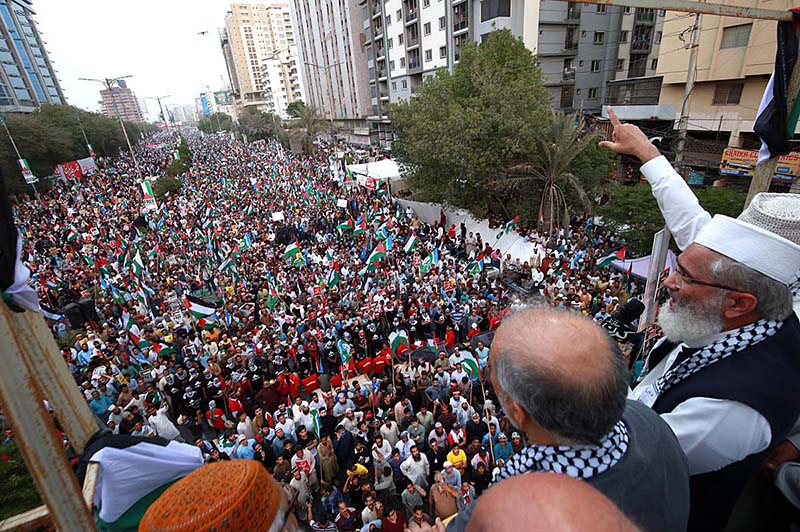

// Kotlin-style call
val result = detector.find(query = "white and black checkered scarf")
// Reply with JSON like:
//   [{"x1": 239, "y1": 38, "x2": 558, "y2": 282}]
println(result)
[
  {"x1": 655, "y1": 318, "x2": 782, "y2": 396},
  {"x1": 493, "y1": 420, "x2": 629, "y2": 482}
]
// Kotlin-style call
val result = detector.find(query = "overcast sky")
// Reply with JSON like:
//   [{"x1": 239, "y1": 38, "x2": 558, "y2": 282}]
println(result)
[{"x1": 36, "y1": 0, "x2": 233, "y2": 117}]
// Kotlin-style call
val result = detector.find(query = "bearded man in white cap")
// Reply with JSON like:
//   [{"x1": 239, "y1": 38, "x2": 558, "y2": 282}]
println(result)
[{"x1": 601, "y1": 107, "x2": 800, "y2": 532}]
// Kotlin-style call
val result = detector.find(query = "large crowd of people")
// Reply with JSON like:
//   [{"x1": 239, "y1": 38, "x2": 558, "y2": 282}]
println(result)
[
  {"x1": 13, "y1": 128, "x2": 641, "y2": 528},
  {"x1": 9, "y1": 111, "x2": 800, "y2": 532}
]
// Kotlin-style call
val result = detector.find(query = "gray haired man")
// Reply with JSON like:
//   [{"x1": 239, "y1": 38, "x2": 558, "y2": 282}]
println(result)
[{"x1": 447, "y1": 307, "x2": 690, "y2": 532}]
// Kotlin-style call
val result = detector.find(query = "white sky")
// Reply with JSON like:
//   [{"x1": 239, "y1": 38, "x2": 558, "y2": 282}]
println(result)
[{"x1": 35, "y1": 0, "x2": 233, "y2": 117}]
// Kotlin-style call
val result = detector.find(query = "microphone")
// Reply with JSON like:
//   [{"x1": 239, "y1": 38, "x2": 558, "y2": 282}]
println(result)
[{"x1": 601, "y1": 299, "x2": 644, "y2": 343}]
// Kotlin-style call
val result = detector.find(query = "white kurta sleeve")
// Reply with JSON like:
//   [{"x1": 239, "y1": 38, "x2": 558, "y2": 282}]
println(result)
[
  {"x1": 660, "y1": 397, "x2": 772, "y2": 475},
  {"x1": 639, "y1": 155, "x2": 713, "y2": 251}
]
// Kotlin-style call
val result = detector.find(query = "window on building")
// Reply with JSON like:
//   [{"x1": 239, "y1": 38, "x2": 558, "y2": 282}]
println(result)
[
  {"x1": 425, "y1": 49, "x2": 432, "y2": 61},
  {"x1": 588, "y1": 87, "x2": 598, "y2": 99},
  {"x1": 439, "y1": 16, "x2": 446, "y2": 30},
  {"x1": 619, "y1": 30, "x2": 628, "y2": 43},
  {"x1": 399, "y1": 33, "x2": 404, "y2": 45},
  {"x1": 594, "y1": 31, "x2": 604, "y2": 44},
  {"x1": 651, "y1": 58, "x2": 658, "y2": 70},
  {"x1": 616, "y1": 58, "x2": 625, "y2": 71},
  {"x1": 581, "y1": 30, "x2": 587, "y2": 37},
  {"x1": 402, "y1": 80, "x2": 408, "y2": 89},
  {"x1": 713, "y1": 82, "x2": 744, "y2": 105},
  {"x1": 390, "y1": 60, "x2": 395, "y2": 70},
  {"x1": 400, "y1": 57, "x2": 406, "y2": 67},
  {"x1": 424, "y1": 22, "x2": 431, "y2": 35},
  {"x1": 392, "y1": 81, "x2": 397, "y2": 91},
  {"x1": 591, "y1": 59, "x2": 601, "y2": 72},
  {"x1": 655, "y1": 31, "x2": 662, "y2": 44},
  {"x1": 659, "y1": 9, "x2": 666, "y2": 16},
  {"x1": 578, "y1": 60, "x2": 584, "y2": 67},
  {"x1": 440, "y1": 45, "x2": 447, "y2": 58},
  {"x1": 388, "y1": 38, "x2": 393, "y2": 49},
  {"x1": 596, "y1": 4, "x2": 606, "y2": 13},
  {"x1": 386, "y1": 14, "x2": 391, "y2": 25},
  {"x1": 423, "y1": 0, "x2": 430, "y2": 7},
  {"x1": 480, "y1": 0, "x2": 511, "y2": 22},
  {"x1": 721, "y1": 24, "x2": 752, "y2": 49},
  {"x1": 481, "y1": 32, "x2": 491, "y2": 43},
  {"x1": 623, "y1": 6, "x2": 631, "y2": 13},
  {"x1": 397, "y1": 9, "x2": 402, "y2": 21}
]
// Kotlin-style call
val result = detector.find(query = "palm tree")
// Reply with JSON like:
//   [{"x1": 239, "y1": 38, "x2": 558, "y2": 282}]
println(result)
[
  {"x1": 289, "y1": 104, "x2": 323, "y2": 155},
  {"x1": 494, "y1": 110, "x2": 596, "y2": 233},
  {"x1": 238, "y1": 108, "x2": 271, "y2": 139}
]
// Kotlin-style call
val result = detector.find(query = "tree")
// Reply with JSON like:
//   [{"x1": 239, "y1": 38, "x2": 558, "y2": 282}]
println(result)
[
  {"x1": 238, "y1": 107, "x2": 281, "y2": 141},
  {"x1": 197, "y1": 112, "x2": 234, "y2": 133},
  {"x1": 286, "y1": 100, "x2": 306, "y2": 118},
  {"x1": 289, "y1": 104, "x2": 323, "y2": 155},
  {"x1": 153, "y1": 176, "x2": 182, "y2": 198},
  {"x1": 0, "y1": 104, "x2": 156, "y2": 195},
  {"x1": 390, "y1": 29, "x2": 551, "y2": 213},
  {"x1": 491, "y1": 111, "x2": 610, "y2": 231},
  {"x1": 596, "y1": 183, "x2": 747, "y2": 256}
]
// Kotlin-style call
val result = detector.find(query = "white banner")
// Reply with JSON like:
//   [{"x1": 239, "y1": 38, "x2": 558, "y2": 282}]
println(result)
[
  {"x1": 336, "y1": 198, "x2": 348, "y2": 208},
  {"x1": 271, "y1": 211, "x2": 285, "y2": 221},
  {"x1": 77, "y1": 157, "x2": 98, "y2": 175}
]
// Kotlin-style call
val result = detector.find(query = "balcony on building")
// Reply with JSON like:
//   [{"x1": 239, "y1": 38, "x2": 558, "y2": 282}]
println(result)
[
  {"x1": 407, "y1": 49, "x2": 422, "y2": 73},
  {"x1": 634, "y1": 8, "x2": 656, "y2": 25},
  {"x1": 406, "y1": 26, "x2": 420, "y2": 49},
  {"x1": 539, "y1": 1, "x2": 580, "y2": 24},
  {"x1": 603, "y1": 76, "x2": 675, "y2": 121},
  {"x1": 404, "y1": 0, "x2": 418, "y2": 24},
  {"x1": 453, "y1": 3, "x2": 468, "y2": 33},
  {"x1": 372, "y1": 1, "x2": 382, "y2": 18},
  {"x1": 630, "y1": 29, "x2": 652, "y2": 54}
]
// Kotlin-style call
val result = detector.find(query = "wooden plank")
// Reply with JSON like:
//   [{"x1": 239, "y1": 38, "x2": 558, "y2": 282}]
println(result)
[
  {"x1": 13, "y1": 308, "x2": 98, "y2": 454},
  {"x1": 0, "y1": 506, "x2": 50, "y2": 532},
  {"x1": 0, "y1": 303, "x2": 98, "y2": 532},
  {"x1": 82, "y1": 463, "x2": 100, "y2": 510}
]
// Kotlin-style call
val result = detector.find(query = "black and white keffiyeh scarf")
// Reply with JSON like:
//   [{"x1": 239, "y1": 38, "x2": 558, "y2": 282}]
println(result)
[
  {"x1": 654, "y1": 318, "x2": 782, "y2": 396},
  {"x1": 493, "y1": 420, "x2": 629, "y2": 483}
]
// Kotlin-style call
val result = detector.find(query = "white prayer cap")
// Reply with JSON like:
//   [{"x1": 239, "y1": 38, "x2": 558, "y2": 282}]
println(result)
[
  {"x1": 694, "y1": 215, "x2": 800, "y2": 286},
  {"x1": 738, "y1": 193, "x2": 800, "y2": 246}
]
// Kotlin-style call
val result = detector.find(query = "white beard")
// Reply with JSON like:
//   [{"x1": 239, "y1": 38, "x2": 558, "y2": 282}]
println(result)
[{"x1": 657, "y1": 291, "x2": 726, "y2": 343}]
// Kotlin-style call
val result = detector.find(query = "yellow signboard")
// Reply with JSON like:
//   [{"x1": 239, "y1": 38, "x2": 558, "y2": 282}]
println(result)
[{"x1": 720, "y1": 148, "x2": 800, "y2": 182}]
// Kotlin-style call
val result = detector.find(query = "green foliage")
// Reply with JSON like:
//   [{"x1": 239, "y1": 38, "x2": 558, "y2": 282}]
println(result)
[
  {"x1": 197, "y1": 112, "x2": 234, "y2": 133},
  {"x1": 597, "y1": 184, "x2": 747, "y2": 255},
  {"x1": 288, "y1": 104, "x2": 324, "y2": 155},
  {"x1": 0, "y1": 104, "x2": 155, "y2": 196},
  {"x1": 154, "y1": 176, "x2": 182, "y2": 198},
  {"x1": 55, "y1": 327, "x2": 85, "y2": 350},
  {"x1": 286, "y1": 100, "x2": 306, "y2": 118},
  {"x1": 165, "y1": 137, "x2": 191, "y2": 177},
  {"x1": 0, "y1": 441, "x2": 42, "y2": 520},
  {"x1": 238, "y1": 107, "x2": 282, "y2": 141},
  {"x1": 390, "y1": 29, "x2": 551, "y2": 211}
]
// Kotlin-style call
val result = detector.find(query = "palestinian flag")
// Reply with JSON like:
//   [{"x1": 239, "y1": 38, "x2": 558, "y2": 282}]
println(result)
[
  {"x1": 152, "y1": 342, "x2": 176, "y2": 357},
  {"x1": 353, "y1": 216, "x2": 367, "y2": 236},
  {"x1": 198, "y1": 316, "x2": 218, "y2": 331},
  {"x1": 326, "y1": 269, "x2": 340, "y2": 288},
  {"x1": 66, "y1": 228, "x2": 80, "y2": 242},
  {"x1": 284, "y1": 240, "x2": 300, "y2": 260},
  {"x1": 403, "y1": 234, "x2": 418, "y2": 254},
  {"x1": 336, "y1": 219, "x2": 354, "y2": 233},
  {"x1": 366, "y1": 241, "x2": 386, "y2": 265},
  {"x1": 467, "y1": 254, "x2": 485, "y2": 275},
  {"x1": 496, "y1": 215, "x2": 520, "y2": 240},
  {"x1": 75, "y1": 433, "x2": 203, "y2": 528},
  {"x1": 186, "y1": 295, "x2": 216, "y2": 319},
  {"x1": 420, "y1": 248, "x2": 440, "y2": 274},
  {"x1": 266, "y1": 287, "x2": 281, "y2": 311},
  {"x1": 128, "y1": 331, "x2": 152, "y2": 350},
  {"x1": 389, "y1": 330, "x2": 409, "y2": 355},
  {"x1": 40, "y1": 303, "x2": 64, "y2": 321},
  {"x1": 120, "y1": 310, "x2": 139, "y2": 335},
  {"x1": 597, "y1": 246, "x2": 627, "y2": 269},
  {"x1": 754, "y1": 12, "x2": 800, "y2": 164},
  {"x1": 462, "y1": 356, "x2": 481, "y2": 380},
  {"x1": 217, "y1": 256, "x2": 236, "y2": 273}
]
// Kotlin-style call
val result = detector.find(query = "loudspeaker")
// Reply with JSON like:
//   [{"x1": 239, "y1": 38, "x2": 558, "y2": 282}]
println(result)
[
  {"x1": 79, "y1": 298, "x2": 99, "y2": 322},
  {"x1": 63, "y1": 302, "x2": 85, "y2": 329}
]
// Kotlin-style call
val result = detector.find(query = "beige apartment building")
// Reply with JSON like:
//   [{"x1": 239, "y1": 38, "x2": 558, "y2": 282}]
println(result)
[
  {"x1": 223, "y1": 2, "x2": 304, "y2": 116},
  {"x1": 657, "y1": 0, "x2": 796, "y2": 152}
]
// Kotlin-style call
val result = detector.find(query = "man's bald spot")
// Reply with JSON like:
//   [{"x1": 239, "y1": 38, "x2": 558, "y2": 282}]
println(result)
[
  {"x1": 492, "y1": 307, "x2": 614, "y2": 386},
  {"x1": 465, "y1": 473, "x2": 641, "y2": 532}
]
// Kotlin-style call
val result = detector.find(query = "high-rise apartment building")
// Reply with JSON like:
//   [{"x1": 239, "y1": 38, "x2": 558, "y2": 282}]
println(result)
[
  {"x1": 222, "y1": 2, "x2": 304, "y2": 116},
  {"x1": 289, "y1": 0, "x2": 372, "y2": 144},
  {"x1": 100, "y1": 81, "x2": 145, "y2": 123},
  {"x1": 360, "y1": 0, "x2": 539, "y2": 144},
  {"x1": 0, "y1": 0, "x2": 65, "y2": 112}
]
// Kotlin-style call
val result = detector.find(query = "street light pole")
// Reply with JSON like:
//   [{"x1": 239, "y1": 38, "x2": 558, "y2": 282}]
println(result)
[
  {"x1": 306, "y1": 60, "x2": 345, "y2": 143},
  {"x1": 75, "y1": 113, "x2": 93, "y2": 157},
  {"x1": 79, "y1": 75, "x2": 145, "y2": 182},
  {"x1": 145, "y1": 95, "x2": 172, "y2": 135}
]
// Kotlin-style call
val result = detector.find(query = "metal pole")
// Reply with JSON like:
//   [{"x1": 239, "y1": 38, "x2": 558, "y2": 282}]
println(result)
[
  {"x1": 76, "y1": 114, "x2": 92, "y2": 156},
  {"x1": 3, "y1": 115, "x2": 37, "y2": 196},
  {"x1": 156, "y1": 96, "x2": 171, "y2": 134},
  {"x1": 673, "y1": 14, "x2": 701, "y2": 170},
  {"x1": 105, "y1": 79, "x2": 144, "y2": 181}
]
